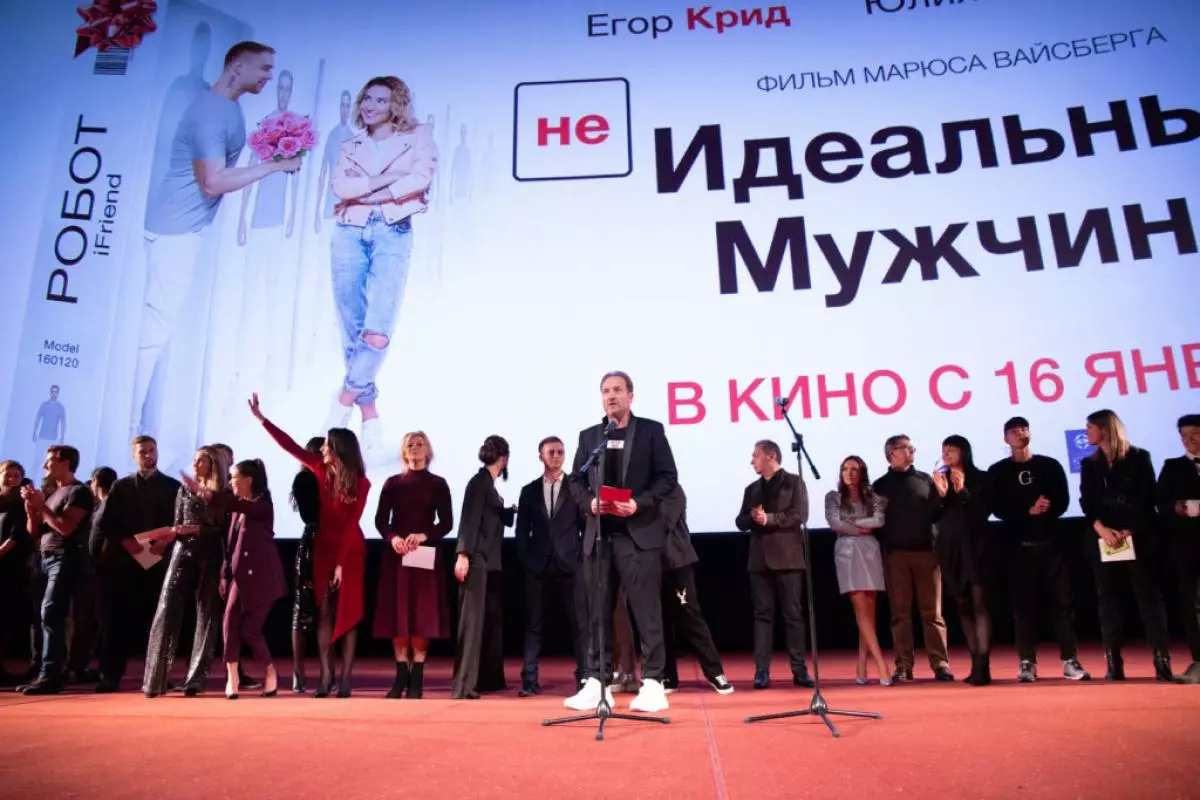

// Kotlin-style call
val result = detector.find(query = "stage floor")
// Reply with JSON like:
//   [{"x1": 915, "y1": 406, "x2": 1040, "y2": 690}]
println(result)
[{"x1": 2, "y1": 645, "x2": 1197, "y2": 799}]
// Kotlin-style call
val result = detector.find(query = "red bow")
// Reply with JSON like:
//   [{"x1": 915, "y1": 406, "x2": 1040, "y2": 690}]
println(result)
[{"x1": 74, "y1": 0, "x2": 158, "y2": 58}]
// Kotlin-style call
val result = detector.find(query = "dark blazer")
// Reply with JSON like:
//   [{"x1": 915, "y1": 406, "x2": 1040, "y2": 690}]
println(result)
[
  {"x1": 661, "y1": 485, "x2": 698, "y2": 571},
  {"x1": 735, "y1": 469, "x2": 808, "y2": 572},
  {"x1": 1157, "y1": 455, "x2": 1200, "y2": 544},
  {"x1": 1079, "y1": 446, "x2": 1158, "y2": 536},
  {"x1": 456, "y1": 468, "x2": 510, "y2": 571},
  {"x1": 96, "y1": 471, "x2": 180, "y2": 567},
  {"x1": 214, "y1": 492, "x2": 286, "y2": 611},
  {"x1": 515, "y1": 475, "x2": 583, "y2": 575},
  {"x1": 567, "y1": 414, "x2": 679, "y2": 552}
]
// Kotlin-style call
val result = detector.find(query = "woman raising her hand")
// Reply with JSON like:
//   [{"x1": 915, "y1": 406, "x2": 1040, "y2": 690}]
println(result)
[{"x1": 249, "y1": 393, "x2": 369, "y2": 698}]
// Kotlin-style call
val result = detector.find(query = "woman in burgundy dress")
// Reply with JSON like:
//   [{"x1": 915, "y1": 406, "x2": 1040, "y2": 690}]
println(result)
[
  {"x1": 374, "y1": 431, "x2": 453, "y2": 698},
  {"x1": 249, "y1": 393, "x2": 369, "y2": 698}
]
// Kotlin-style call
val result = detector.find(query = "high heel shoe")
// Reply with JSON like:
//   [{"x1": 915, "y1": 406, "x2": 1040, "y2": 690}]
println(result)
[
  {"x1": 337, "y1": 673, "x2": 353, "y2": 699},
  {"x1": 225, "y1": 682, "x2": 238, "y2": 700},
  {"x1": 855, "y1": 661, "x2": 868, "y2": 686},
  {"x1": 314, "y1": 677, "x2": 333, "y2": 698},
  {"x1": 262, "y1": 667, "x2": 279, "y2": 697},
  {"x1": 292, "y1": 675, "x2": 306, "y2": 694}
]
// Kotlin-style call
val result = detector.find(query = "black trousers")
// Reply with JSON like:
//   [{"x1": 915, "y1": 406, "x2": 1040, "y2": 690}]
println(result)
[
  {"x1": 478, "y1": 569, "x2": 506, "y2": 691},
  {"x1": 662, "y1": 564, "x2": 724, "y2": 682},
  {"x1": 1009, "y1": 542, "x2": 1078, "y2": 662},
  {"x1": 583, "y1": 532, "x2": 665, "y2": 682},
  {"x1": 142, "y1": 535, "x2": 223, "y2": 694},
  {"x1": 522, "y1": 565, "x2": 586, "y2": 684},
  {"x1": 1176, "y1": 541, "x2": 1200, "y2": 662},
  {"x1": 67, "y1": 558, "x2": 100, "y2": 674},
  {"x1": 1087, "y1": 537, "x2": 1170, "y2": 653},
  {"x1": 451, "y1": 557, "x2": 488, "y2": 697},
  {"x1": 96, "y1": 562, "x2": 141, "y2": 684},
  {"x1": 749, "y1": 569, "x2": 808, "y2": 675}
]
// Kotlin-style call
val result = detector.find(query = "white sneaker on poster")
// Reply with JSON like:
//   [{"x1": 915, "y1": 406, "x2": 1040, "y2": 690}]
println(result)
[
  {"x1": 360, "y1": 417, "x2": 383, "y2": 459},
  {"x1": 325, "y1": 398, "x2": 352, "y2": 432}
]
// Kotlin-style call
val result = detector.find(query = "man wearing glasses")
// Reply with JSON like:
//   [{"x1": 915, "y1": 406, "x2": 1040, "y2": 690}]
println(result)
[{"x1": 872, "y1": 435, "x2": 953, "y2": 683}]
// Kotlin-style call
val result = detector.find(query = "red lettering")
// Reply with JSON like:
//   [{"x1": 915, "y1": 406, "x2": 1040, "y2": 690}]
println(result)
[
  {"x1": 770, "y1": 376, "x2": 812, "y2": 419},
  {"x1": 575, "y1": 114, "x2": 610, "y2": 145},
  {"x1": 817, "y1": 373, "x2": 857, "y2": 418},
  {"x1": 928, "y1": 365, "x2": 971, "y2": 411},
  {"x1": 729, "y1": 378, "x2": 768, "y2": 422},
  {"x1": 1030, "y1": 358, "x2": 1065, "y2": 403},
  {"x1": 667, "y1": 381, "x2": 706, "y2": 425},
  {"x1": 1183, "y1": 343, "x2": 1200, "y2": 389},
  {"x1": 863, "y1": 370, "x2": 906, "y2": 415},
  {"x1": 537, "y1": 116, "x2": 571, "y2": 147},
  {"x1": 1085, "y1": 351, "x2": 1129, "y2": 398},
  {"x1": 1131, "y1": 346, "x2": 1179, "y2": 393}
]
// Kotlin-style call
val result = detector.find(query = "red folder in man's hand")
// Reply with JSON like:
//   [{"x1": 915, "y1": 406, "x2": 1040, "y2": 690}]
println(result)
[{"x1": 599, "y1": 485, "x2": 632, "y2": 504}]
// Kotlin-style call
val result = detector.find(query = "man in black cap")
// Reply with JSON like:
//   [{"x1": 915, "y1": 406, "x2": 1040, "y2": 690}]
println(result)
[{"x1": 987, "y1": 416, "x2": 1089, "y2": 682}]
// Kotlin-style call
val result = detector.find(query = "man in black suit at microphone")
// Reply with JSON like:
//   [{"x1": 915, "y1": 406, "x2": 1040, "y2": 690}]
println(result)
[
  {"x1": 515, "y1": 436, "x2": 587, "y2": 696},
  {"x1": 564, "y1": 371, "x2": 678, "y2": 714}
]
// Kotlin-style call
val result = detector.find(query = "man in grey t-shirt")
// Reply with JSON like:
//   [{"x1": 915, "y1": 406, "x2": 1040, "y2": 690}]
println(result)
[
  {"x1": 131, "y1": 40, "x2": 300, "y2": 464},
  {"x1": 32, "y1": 385, "x2": 66, "y2": 469}
]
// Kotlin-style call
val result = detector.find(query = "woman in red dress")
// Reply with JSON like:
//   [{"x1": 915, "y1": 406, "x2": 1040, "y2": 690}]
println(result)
[
  {"x1": 374, "y1": 431, "x2": 453, "y2": 699},
  {"x1": 248, "y1": 393, "x2": 369, "y2": 698}
]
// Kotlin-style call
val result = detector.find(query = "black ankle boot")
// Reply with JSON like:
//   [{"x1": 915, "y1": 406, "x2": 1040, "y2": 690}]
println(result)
[
  {"x1": 974, "y1": 653, "x2": 991, "y2": 686},
  {"x1": 408, "y1": 663, "x2": 425, "y2": 699},
  {"x1": 1153, "y1": 651, "x2": 1173, "y2": 682},
  {"x1": 386, "y1": 662, "x2": 410, "y2": 699},
  {"x1": 1105, "y1": 649, "x2": 1125, "y2": 681},
  {"x1": 964, "y1": 653, "x2": 979, "y2": 685}
]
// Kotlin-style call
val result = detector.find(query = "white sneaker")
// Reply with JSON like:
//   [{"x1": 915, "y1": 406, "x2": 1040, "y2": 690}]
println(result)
[
  {"x1": 325, "y1": 398, "x2": 352, "y2": 432},
  {"x1": 563, "y1": 677, "x2": 614, "y2": 711},
  {"x1": 360, "y1": 418, "x2": 382, "y2": 458},
  {"x1": 629, "y1": 678, "x2": 669, "y2": 713}
]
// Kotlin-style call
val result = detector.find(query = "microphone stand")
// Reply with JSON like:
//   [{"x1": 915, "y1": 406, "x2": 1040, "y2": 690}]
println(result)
[
  {"x1": 744, "y1": 400, "x2": 881, "y2": 739},
  {"x1": 543, "y1": 420, "x2": 670, "y2": 741}
]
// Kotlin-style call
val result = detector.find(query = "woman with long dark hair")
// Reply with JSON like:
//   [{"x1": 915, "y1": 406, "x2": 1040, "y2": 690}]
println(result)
[
  {"x1": 451, "y1": 435, "x2": 510, "y2": 700},
  {"x1": 326, "y1": 75, "x2": 436, "y2": 456},
  {"x1": 1080, "y1": 409, "x2": 1172, "y2": 681},
  {"x1": 289, "y1": 437, "x2": 324, "y2": 693},
  {"x1": 142, "y1": 446, "x2": 231, "y2": 697},
  {"x1": 184, "y1": 458, "x2": 286, "y2": 699},
  {"x1": 824, "y1": 456, "x2": 891, "y2": 686},
  {"x1": 374, "y1": 431, "x2": 453, "y2": 699},
  {"x1": 0, "y1": 460, "x2": 33, "y2": 685},
  {"x1": 932, "y1": 435, "x2": 993, "y2": 685},
  {"x1": 250, "y1": 393, "x2": 369, "y2": 697}
]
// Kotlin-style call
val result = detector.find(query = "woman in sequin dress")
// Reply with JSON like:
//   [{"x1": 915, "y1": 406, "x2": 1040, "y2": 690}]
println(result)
[
  {"x1": 289, "y1": 437, "x2": 323, "y2": 693},
  {"x1": 142, "y1": 446, "x2": 231, "y2": 697}
]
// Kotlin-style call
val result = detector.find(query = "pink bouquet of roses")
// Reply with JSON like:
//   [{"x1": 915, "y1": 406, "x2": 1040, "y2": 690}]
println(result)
[{"x1": 248, "y1": 110, "x2": 318, "y2": 162}]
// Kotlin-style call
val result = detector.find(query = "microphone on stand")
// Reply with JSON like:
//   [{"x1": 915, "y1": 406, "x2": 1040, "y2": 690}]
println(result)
[{"x1": 775, "y1": 396, "x2": 790, "y2": 410}]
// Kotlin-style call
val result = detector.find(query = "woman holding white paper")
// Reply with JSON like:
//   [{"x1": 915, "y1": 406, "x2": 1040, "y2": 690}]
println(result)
[
  {"x1": 1079, "y1": 408, "x2": 1172, "y2": 682},
  {"x1": 373, "y1": 432, "x2": 453, "y2": 699}
]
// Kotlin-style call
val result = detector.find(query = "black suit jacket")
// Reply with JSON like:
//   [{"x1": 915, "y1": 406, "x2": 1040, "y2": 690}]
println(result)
[
  {"x1": 660, "y1": 485, "x2": 698, "y2": 571},
  {"x1": 567, "y1": 414, "x2": 679, "y2": 552},
  {"x1": 96, "y1": 471, "x2": 180, "y2": 568},
  {"x1": 1079, "y1": 446, "x2": 1158, "y2": 536},
  {"x1": 456, "y1": 468, "x2": 512, "y2": 572},
  {"x1": 515, "y1": 475, "x2": 583, "y2": 575},
  {"x1": 735, "y1": 469, "x2": 808, "y2": 572},
  {"x1": 1157, "y1": 455, "x2": 1200, "y2": 545}
]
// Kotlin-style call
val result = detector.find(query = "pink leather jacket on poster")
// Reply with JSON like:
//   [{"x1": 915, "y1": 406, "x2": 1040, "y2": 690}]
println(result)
[{"x1": 331, "y1": 123, "x2": 437, "y2": 226}]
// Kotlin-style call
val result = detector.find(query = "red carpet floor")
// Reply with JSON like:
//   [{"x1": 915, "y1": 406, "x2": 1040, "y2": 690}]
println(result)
[{"x1": 2, "y1": 645, "x2": 1197, "y2": 799}]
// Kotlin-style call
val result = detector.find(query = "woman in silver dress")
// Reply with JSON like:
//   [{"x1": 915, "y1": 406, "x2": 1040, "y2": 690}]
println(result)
[
  {"x1": 825, "y1": 455, "x2": 891, "y2": 686},
  {"x1": 142, "y1": 446, "x2": 231, "y2": 697}
]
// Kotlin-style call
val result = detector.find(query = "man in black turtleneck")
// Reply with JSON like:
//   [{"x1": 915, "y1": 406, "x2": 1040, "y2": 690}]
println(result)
[{"x1": 872, "y1": 434, "x2": 952, "y2": 683}]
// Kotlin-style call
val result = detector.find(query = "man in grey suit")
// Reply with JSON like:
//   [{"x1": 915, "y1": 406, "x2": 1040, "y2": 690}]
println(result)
[{"x1": 735, "y1": 439, "x2": 813, "y2": 690}]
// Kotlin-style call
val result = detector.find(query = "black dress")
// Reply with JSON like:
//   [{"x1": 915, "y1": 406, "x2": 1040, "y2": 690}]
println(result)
[
  {"x1": 0, "y1": 488, "x2": 32, "y2": 664},
  {"x1": 142, "y1": 487, "x2": 228, "y2": 695},
  {"x1": 291, "y1": 469, "x2": 320, "y2": 633},
  {"x1": 934, "y1": 470, "x2": 991, "y2": 594}
]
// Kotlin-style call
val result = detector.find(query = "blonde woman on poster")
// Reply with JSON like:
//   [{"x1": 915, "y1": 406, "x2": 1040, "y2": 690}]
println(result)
[{"x1": 328, "y1": 76, "x2": 436, "y2": 456}]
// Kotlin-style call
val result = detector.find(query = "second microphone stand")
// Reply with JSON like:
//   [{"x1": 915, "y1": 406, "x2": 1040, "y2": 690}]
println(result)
[{"x1": 744, "y1": 400, "x2": 882, "y2": 739}]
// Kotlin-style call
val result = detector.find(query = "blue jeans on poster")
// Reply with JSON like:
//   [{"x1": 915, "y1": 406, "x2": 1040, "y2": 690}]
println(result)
[
  {"x1": 39, "y1": 549, "x2": 79, "y2": 682},
  {"x1": 330, "y1": 212, "x2": 413, "y2": 406}
]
